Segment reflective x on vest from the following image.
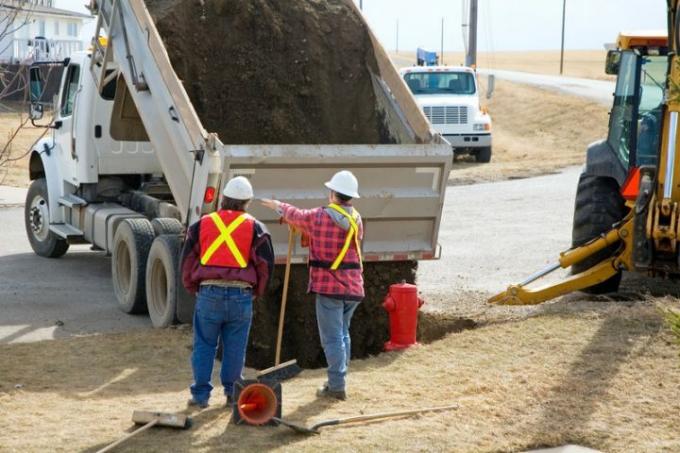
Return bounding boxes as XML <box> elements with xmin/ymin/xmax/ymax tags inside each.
<box><xmin>199</xmin><ymin>211</ymin><xmax>254</xmax><ymax>268</ymax></box>
<box><xmin>327</xmin><ymin>203</ymin><xmax>363</xmax><ymax>270</ymax></box>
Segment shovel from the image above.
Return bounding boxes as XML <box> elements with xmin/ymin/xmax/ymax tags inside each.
<box><xmin>96</xmin><ymin>411</ymin><xmax>191</xmax><ymax>453</ymax></box>
<box><xmin>257</xmin><ymin>225</ymin><xmax>302</xmax><ymax>382</ymax></box>
<box><xmin>272</xmin><ymin>403</ymin><xmax>458</xmax><ymax>435</ymax></box>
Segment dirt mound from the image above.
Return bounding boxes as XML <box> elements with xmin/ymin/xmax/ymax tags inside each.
<box><xmin>147</xmin><ymin>0</ymin><xmax>393</xmax><ymax>144</ymax></box>
<box><xmin>249</xmin><ymin>261</ymin><xmax>418</xmax><ymax>369</ymax></box>
<box><xmin>147</xmin><ymin>0</ymin><xmax>408</xmax><ymax>368</ymax></box>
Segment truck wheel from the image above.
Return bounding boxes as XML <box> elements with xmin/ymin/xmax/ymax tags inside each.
<box><xmin>571</xmin><ymin>174</ymin><xmax>625</xmax><ymax>294</ymax></box>
<box><xmin>151</xmin><ymin>217</ymin><xmax>183</xmax><ymax>236</ymax></box>
<box><xmin>112</xmin><ymin>218</ymin><xmax>155</xmax><ymax>314</ymax></box>
<box><xmin>24</xmin><ymin>178</ymin><xmax>69</xmax><ymax>258</ymax></box>
<box><xmin>475</xmin><ymin>146</ymin><xmax>492</xmax><ymax>163</ymax></box>
<box><xmin>146</xmin><ymin>234</ymin><xmax>184</xmax><ymax>328</ymax></box>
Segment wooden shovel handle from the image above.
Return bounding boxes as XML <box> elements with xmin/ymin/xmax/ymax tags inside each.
<box><xmin>275</xmin><ymin>227</ymin><xmax>295</xmax><ymax>366</ymax></box>
<box><xmin>312</xmin><ymin>404</ymin><xmax>459</xmax><ymax>431</ymax></box>
<box><xmin>96</xmin><ymin>418</ymin><xmax>159</xmax><ymax>453</ymax></box>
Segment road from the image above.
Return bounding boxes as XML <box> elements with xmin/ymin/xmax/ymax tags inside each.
<box><xmin>389</xmin><ymin>53</ymin><xmax>615</xmax><ymax>106</ymax></box>
<box><xmin>479</xmin><ymin>69</ymin><xmax>615</xmax><ymax>106</ymax></box>
<box><xmin>0</xmin><ymin>167</ymin><xmax>581</xmax><ymax>343</ymax></box>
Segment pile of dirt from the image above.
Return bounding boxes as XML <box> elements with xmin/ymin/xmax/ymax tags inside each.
<box><xmin>248</xmin><ymin>261</ymin><xmax>418</xmax><ymax>369</ymax></box>
<box><xmin>147</xmin><ymin>0</ymin><xmax>394</xmax><ymax>144</ymax></box>
<box><xmin>146</xmin><ymin>0</ymin><xmax>410</xmax><ymax>368</ymax></box>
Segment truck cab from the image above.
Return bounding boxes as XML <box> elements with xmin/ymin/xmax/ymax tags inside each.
<box><xmin>400</xmin><ymin>65</ymin><xmax>493</xmax><ymax>162</ymax></box>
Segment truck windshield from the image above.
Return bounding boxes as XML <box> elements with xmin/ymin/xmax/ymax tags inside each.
<box><xmin>404</xmin><ymin>72</ymin><xmax>476</xmax><ymax>95</ymax></box>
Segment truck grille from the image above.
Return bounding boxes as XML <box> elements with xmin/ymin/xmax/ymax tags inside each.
<box><xmin>423</xmin><ymin>106</ymin><xmax>469</xmax><ymax>125</ymax></box>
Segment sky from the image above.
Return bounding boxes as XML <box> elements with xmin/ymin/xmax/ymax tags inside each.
<box><xmin>55</xmin><ymin>0</ymin><xmax>666</xmax><ymax>52</ymax></box>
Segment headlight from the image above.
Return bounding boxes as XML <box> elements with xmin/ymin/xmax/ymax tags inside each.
<box><xmin>473</xmin><ymin>123</ymin><xmax>491</xmax><ymax>132</ymax></box>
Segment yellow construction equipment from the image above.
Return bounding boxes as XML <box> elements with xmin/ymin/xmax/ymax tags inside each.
<box><xmin>491</xmin><ymin>4</ymin><xmax>680</xmax><ymax>305</ymax></box>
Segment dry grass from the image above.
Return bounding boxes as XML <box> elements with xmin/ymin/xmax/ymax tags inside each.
<box><xmin>0</xmin><ymin>107</ymin><xmax>46</xmax><ymax>187</ymax></box>
<box><xmin>1</xmin><ymin>300</ymin><xmax>679</xmax><ymax>452</ymax></box>
<box><xmin>448</xmin><ymin>78</ymin><xmax>609</xmax><ymax>185</ymax></box>
<box><xmin>391</xmin><ymin>50</ymin><xmax>612</xmax><ymax>81</ymax></box>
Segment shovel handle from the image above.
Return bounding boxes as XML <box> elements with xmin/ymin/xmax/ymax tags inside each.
<box><xmin>275</xmin><ymin>227</ymin><xmax>295</xmax><ymax>366</ymax></box>
<box><xmin>312</xmin><ymin>404</ymin><xmax>459</xmax><ymax>430</ymax></box>
<box><xmin>96</xmin><ymin>418</ymin><xmax>159</xmax><ymax>453</ymax></box>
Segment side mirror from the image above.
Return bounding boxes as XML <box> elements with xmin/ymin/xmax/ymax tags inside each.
<box><xmin>486</xmin><ymin>74</ymin><xmax>495</xmax><ymax>99</ymax></box>
<box><xmin>30</xmin><ymin>103</ymin><xmax>43</xmax><ymax>121</ymax></box>
<box><xmin>605</xmin><ymin>50</ymin><xmax>622</xmax><ymax>75</ymax></box>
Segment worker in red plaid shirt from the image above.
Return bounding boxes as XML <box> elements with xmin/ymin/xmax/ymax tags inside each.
<box><xmin>261</xmin><ymin>170</ymin><xmax>363</xmax><ymax>400</ymax></box>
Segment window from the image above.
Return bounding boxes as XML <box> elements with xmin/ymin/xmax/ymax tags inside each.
<box><xmin>403</xmin><ymin>71</ymin><xmax>476</xmax><ymax>95</ymax></box>
<box><xmin>54</xmin><ymin>21</ymin><xmax>59</xmax><ymax>35</ymax></box>
<box><xmin>38</xmin><ymin>20</ymin><xmax>45</xmax><ymax>36</ymax></box>
<box><xmin>67</xmin><ymin>22</ymin><xmax>78</xmax><ymax>37</ymax></box>
<box><xmin>607</xmin><ymin>51</ymin><xmax>638</xmax><ymax>168</ymax></box>
<box><xmin>60</xmin><ymin>65</ymin><xmax>80</xmax><ymax>116</ymax></box>
<box><xmin>636</xmin><ymin>56</ymin><xmax>667</xmax><ymax>166</ymax></box>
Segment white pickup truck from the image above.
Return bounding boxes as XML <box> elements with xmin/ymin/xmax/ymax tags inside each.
<box><xmin>400</xmin><ymin>65</ymin><xmax>493</xmax><ymax>162</ymax></box>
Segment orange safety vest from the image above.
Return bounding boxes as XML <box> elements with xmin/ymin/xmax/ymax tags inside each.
<box><xmin>199</xmin><ymin>210</ymin><xmax>255</xmax><ymax>268</ymax></box>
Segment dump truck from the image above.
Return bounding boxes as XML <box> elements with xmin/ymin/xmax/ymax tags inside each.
<box><xmin>24</xmin><ymin>0</ymin><xmax>451</xmax><ymax>335</ymax></box>
<box><xmin>490</xmin><ymin>26</ymin><xmax>671</xmax><ymax>305</ymax></box>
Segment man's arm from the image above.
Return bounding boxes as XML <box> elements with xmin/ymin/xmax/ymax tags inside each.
<box><xmin>261</xmin><ymin>199</ymin><xmax>318</xmax><ymax>234</ymax></box>
<box><xmin>180</xmin><ymin>222</ymin><xmax>201</xmax><ymax>294</ymax></box>
<box><xmin>252</xmin><ymin>222</ymin><xmax>275</xmax><ymax>297</ymax></box>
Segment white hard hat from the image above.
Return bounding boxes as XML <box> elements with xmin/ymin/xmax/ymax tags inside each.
<box><xmin>324</xmin><ymin>170</ymin><xmax>360</xmax><ymax>199</ymax></box>
<box><xmin>223</xmin><ymin>176</ymin><xmax>253</xmax><ymax>200</ymax></box>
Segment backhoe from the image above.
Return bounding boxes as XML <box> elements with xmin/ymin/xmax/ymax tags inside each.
<box><xmin>490</xmin><ymin>4</ymin><xmax>678</xmax><ymax>305</ymax></box>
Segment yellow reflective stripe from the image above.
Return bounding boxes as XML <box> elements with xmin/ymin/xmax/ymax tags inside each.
<box><xmin>327</xmin><ymin>204</ymin><xmax>363</xmax><ymax>270</ymax></box>
<box><xmin>200</xmin><ymin>212</ymin><xmax>249</xmax><ymax>268</ymax></box>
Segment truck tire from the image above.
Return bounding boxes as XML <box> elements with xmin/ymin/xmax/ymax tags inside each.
<box><xmin>571</xmin><ymin>174</ymin><xmax>625</xmax><ymax>294</ymax></box>
<box><xmin>151</xmin><ymin>217</ymin><xmax>183</xmax><ymax>236</ymax></box>
<box><xmin>146</xmin><ymin>234</ymin><xmax>190</xmax><ymax>328</ymax></box>
<box><xmin>24</xmin><ymin>178</ymin><xmax>69</xmax><ymax>258</ymax></box>
<box><xmin>475</xmin><ymin>146</ymin><xmax>492</xmax><ymax>163</ymax></box>
<box><xmin>112</xmin><ymin>218</ymin><xmax>155</xmax><ymax>314</ymax></box>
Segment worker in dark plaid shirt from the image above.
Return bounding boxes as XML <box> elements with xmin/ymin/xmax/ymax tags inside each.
<box><xmin>261</xmin><ymin>170</ymin><xmax>363</xmax><ymax>400</ymax></box>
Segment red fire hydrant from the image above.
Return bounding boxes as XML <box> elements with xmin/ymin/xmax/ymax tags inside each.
<box><xmin>383</xmin><ymin>281</ymin><xmax>424</xmax><ymax>351</ymax></box>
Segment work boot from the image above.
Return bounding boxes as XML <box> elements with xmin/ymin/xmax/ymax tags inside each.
<box><xmin>316</xmin><ymin>382</ymin><xmax>346</xmax><ymax>401</ymax></box>
<box><xmin>187</xmin><ymin>398</ymin><xmax>209</xmax><ymax>409</ymax></box>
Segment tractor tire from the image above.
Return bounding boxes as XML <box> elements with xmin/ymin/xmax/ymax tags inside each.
<box><xmin>24</xmin><ymin>178</ymin><xmax>69</xmax><ymax>258</ymax></box>
<box><xmin>151</xmin><ymin>217</ymin><xmax>183</xmax><ymax>236</ymax></box>
<box><xmin>112</xmin><ymin>218</ymin><xmax>155</xmax><ymax>314</ymax></box>
<box><xmin>146</xmin><ymin>234</ymin><xmax>190</xmax><ymax>328</ymax></box>
<box><xmin>475</xmin><ymin>146</ymin><xmax>492</xmax><ymax>163</ymax></box>
<box><xmin>571</xmin><ymin>174</ymin><xmax>626</xmax><ymax>294</ymax></box>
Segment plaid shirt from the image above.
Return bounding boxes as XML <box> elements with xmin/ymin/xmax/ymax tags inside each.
<box><xmin>279</xmin><ymin>202</ymin><xmax>364</xmax><ymax>300</ymax></box>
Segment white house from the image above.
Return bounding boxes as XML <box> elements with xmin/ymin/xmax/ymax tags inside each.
<box><xmin>0</xmin><ymin>0</ymin><xmax>92</xmax><ymax>63</ymax></box>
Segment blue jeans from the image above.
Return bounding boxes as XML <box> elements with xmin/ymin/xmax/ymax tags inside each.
<box><xmin>190</xmin><ymin>285</ymin><xmax>253</xmax><ymax>404</ymax></box>
<box><xmin>315</xmin><ymin>294</ymin><xmax>360</xmax><ymax>392</ymax></box>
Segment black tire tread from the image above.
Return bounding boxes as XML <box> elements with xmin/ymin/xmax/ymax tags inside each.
<box><xmin>475</xmin><ymin>146</ymin><xmax>492</xmax><ymax>163</ymax></box>
<box><xmin>112</xmin><ymin>218</ymin><xmax>155</xmax><ymax>314</ymax></box>
<box><xmin>571</xmin><ymin>174</ymin><xmax>625</xmax><ymax>294</ymax></box>
<box><xmin>24</xmin><ymin>178</ymin><xmax>69</xmax><ymax>258</ymax></box>
<box><xmin>151</xmin><ymin>218</ymin><xmax>183</xmax><ymax>237</ymax></box>
<box><xmin>146</xmin><ymin>234</ymin><xmax>181</xmax><ymax>327</ymax></box>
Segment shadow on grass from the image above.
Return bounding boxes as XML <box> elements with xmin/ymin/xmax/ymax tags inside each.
<box><xmin>523</xmin><ymin>310</ymin><xmax>663</xmax><ymax>449</ymax></box>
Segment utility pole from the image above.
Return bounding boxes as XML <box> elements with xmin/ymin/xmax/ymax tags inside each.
<box><xmin>560</xmin><ymin>0</ymin><xmax>566</xmax><ymax>75</ymax></box>
<box><xmin>465</xmin><ymin>0</ymin><xmax>478</xmax><ymax>67</ymax></box>
<box><xmin>441</xmin><ymin>17</ymin><xmax>445</xmax><ymax>65</ymax></box>
<box><xmin>396</xmin><ymin>19</ymin><xmax>399</xmax><ymax>54</ymax></box>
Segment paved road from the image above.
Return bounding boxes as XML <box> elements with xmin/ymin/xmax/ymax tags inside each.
<box><xmin>389</xmin><ymin>53</ymin><xmax>615</xmax><ymax>106</ymax></box>
<box><xmin>479</xmin><ymin>69</ymin><xmax>615</xmax><ymax>106</ymax></box>
<box><xmin>0</xmin><ymin>168</ymin><xmax>582</xmax><ymax>343</ymax></box>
